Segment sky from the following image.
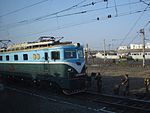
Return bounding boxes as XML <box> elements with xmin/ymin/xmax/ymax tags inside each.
<box><xmin>0</xmin><ymin>0</ymin><xmax>150</xmax><ymax>50</ymax></box>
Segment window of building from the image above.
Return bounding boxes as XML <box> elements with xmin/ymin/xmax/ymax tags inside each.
<box><xmin>44</xmin><ymin>52</ymin><xmax>48</xmax><ymax>60</ymax></box>
<box><xmin>6</xmin><ymin>55</ymin><xmax>9</xmax><ymax>61</ymax></box>
<box><xmin>0</xmin><ymin>56</ymin><xmax>2</xmax><ymax>61</ymax></box>
<box><xmin>23</xmin><ymin>54</ymin><xmax>28</xmax><ymax>60</ymax></box>
<box><xmin>51</xmin><ymin>51</ymin><xmax>60</xmax><ymax>60</ymax></box>
<box><xmin>14</xmin><ymin>55</ymin><xmax>18</xmax><ymax>61</ymax></box>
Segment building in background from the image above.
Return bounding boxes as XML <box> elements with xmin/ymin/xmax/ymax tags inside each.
<box><xmin>118</xmin><ymin>43</ymin><xmax>150</xmax><ymax>60</ymax></box>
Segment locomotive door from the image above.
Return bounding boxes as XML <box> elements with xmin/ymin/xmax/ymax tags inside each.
<box><xmin>44</xmin><ymin>52</ymin><xmax>49</xmax><ymax>72</ymax></box>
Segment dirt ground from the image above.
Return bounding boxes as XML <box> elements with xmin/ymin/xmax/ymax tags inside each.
<box><xmin>86</xmin><ymin>58</ymin><xmax>150</xmax><ymax>96</ymax></box>
<box><xmin>87</xmin><ymin>58</ymin><xmax>150</xmax><ymax>77</ymax></box>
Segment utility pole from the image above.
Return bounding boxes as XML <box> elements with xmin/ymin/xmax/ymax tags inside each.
<box><xmin>85</xmin><ymin>43</ymin><xmax>88</xmax><ymax>64</ymax></box>
<box><xmin>140</xmin><ymin>29</ymin><xmax>145</xmax><ymax>67</ymax></box>
<box><xmin>103</xmin><ymin>39</ymin><xmax>106</xmax><ymax>62</ymax></box>
<box><xmin>108</xmin><ymin>44</ymin><xmax>111</xmax><ymax>51</ymax></box>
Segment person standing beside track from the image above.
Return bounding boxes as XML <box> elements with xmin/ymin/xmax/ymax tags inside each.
<box><xmin>144</xmin><ymin>78</ymin><xmax>149</xmax><ymax>93</ymax></box>
<box><xmin>113</xmin><ymin>84</ymin><xmax>120</xmax><ymax>95</ymax></box>
<box><xmin>0</xmin><ymin>75</ymin><xmax>4</xmax><ymax>91</ymax></box>
<box><xmin>95</xmin><ymin>72</ymin><xmax>102</xmax><ymax>93</ymax></box>
<box><xmin>121</xmin><ymin>74</ymin><xmax>129</xmax><ymax>96</ymax></box>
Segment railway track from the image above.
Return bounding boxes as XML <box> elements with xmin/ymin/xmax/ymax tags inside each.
<box><xmin>84</xmin><ymin>91</ymin><xmax>150</xmax><ymax>113</ymax></box>
<box><xmin>2</xmin><ymin>83</ymin><xmax>115</xmax><ymax>113</ymax></box>
<box><xmin>2</xmin><ymin>82</ymin><xmax>150</xmax><ymax>113</ymax></box>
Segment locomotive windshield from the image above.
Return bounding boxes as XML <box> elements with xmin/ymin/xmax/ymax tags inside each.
<box><xmin>64</xmin><ymin>48</ymin><xmax>84</xmax><ymax>59</ymax></box>
<box><xmin>77</xmin><ymin>49</ymin><xmax>84</xmax><ymax>58</ymax></box>
<box><xmin>64</xmin><ymin>50</ymin><xmax>76</xmax><ymax>59</ymax></box>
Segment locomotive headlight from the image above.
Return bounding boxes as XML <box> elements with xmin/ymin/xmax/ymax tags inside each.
<box><xmin>68</xmin><ymin>68</ymin><xmax>72</xmax><ymax>72</ymax></box>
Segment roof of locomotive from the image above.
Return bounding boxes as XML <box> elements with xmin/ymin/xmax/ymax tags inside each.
<box><xmin>0</xmin><ymin>36</ymin><xmax>82</xmax><ymax>53</ymax></box>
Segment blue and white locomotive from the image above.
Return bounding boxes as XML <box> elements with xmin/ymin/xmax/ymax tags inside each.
<box><xmin>0</xmin><ymin>37</ymin><xmax>86</xmax><ymax>95</ymax></box>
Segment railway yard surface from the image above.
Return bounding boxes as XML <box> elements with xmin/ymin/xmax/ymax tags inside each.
<box><xmin>0</xmin><ymin>86</ymin><xmax>101</xmax><ymax>113</ymax></box>
<box><xmin>0</xmin><ymin>59</ymin><xmax>150</xmax><ymax>113</ymax></box>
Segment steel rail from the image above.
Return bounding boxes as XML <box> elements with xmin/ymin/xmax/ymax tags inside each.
<box><xmin>3</xmin><ymin>85</ymin><xmax>115</xmax><ymax>113</ymax></box>
<box><xmin>86</xmin><ymin>91</ymin><xmax>150</xmax><ymax>112</ymax></box>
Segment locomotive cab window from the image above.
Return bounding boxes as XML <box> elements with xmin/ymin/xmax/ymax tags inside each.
<box><xmin>23</xmin><ymin>54</ymin><xmax>28</xmax><ymax>60</ymax></box>
<box><xmin>51</xmin><ymin>51</ymin><xmax>60</xmax><ymax>60</ymax></box>
<box><xmin>0</xmin><ymin>56</ymin><xmax>2</xmax><ymax>61</ymax></box>
<box><xmin>64</xmin><ymin>50</ymin><xmax>76</xmax><ymax>59</ymax></box>
<box><xmin>6</xmin><ymin>55</ymin><xmax>9</xmax><ymax>61</ymax></box>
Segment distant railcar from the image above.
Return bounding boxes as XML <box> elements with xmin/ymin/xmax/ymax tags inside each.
<box><xmin>0</xmin><ymin>37</ymin><xmax>86</xmax><ymax>95</ymax></box>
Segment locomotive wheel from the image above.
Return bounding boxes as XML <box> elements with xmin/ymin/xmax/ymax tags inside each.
<box><xmin>62</xmin><ymin>89</ymin><xmax>72</xmax><ymax>95</ymax></box>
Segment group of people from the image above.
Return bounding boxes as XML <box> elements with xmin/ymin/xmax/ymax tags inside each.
<box><xmin>86</xmin><ymin>72</ymin><xmax>130</xmax><ymax>96</ymax></box>
<box><xmin>95</xmin><ymin>73</ymin><xmax>129</xmax><ymax>96</ymax></box>
<box><xmin>86</xmin><ymin>72</ymin><xmax>102</xmax><ymax>93</ymax></box>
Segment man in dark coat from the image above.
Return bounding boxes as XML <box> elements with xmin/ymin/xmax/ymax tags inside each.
<box><xmin>95</xmin><ymin>72</ymin><xmax>102</xmax><ymax>93</ymax></box>
<box><xmin>121</xmin><ymin>74</ymin><xmax>129</xmax><ymax>96</ymax></box>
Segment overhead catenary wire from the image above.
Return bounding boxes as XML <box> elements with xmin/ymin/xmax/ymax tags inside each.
<box><xmin>1</xmin><ymin>0</ymin><xmax>150</xmax><ymax>44</ymax></box>
<box><xmin>127</xmin><ymin>33</ymin><xmax>139</xmax><ymax>46</ymax></box>
<box><xmin>26</xmin><ymin>0</ymin><xmax>88</xmax><ymax>21</ymax></box>
<box><xmin>144</xmin><ymin>20</ymin><xmax>150</xmax><ymax>28</ymax></box>
<box><xmin>0</xmin><ymin>0</ymin><xmax>148</xmax><ymax>30</ymax></box>
<box><xmin>126</xmin><ymin>20</ymin><xmax>150</xmax><ymax>46</ymax></box>
<box><xmin>141</xmin><ymin>0</ymin><xmax>150</xmax><ymax>5</ymax></box>
<box><xmin>128</xmin><ymin>0</ymin><xmax>132</xmax><ymax>13</ymax></box>
<box><xmin>114</xmin><ymin>0</ymin><xmax>118</xmax><ymax>17</ymax></box>
<box><xmin>128</xmin><ymin>21</ymin><xmax>150</xmax><ymax>46</ymax></box>
<box><xmin>10</xmin><ymin>7</ymin><xmax>150</xmax><ymax>39</ymax></box>
<box><xmin>0</xmin><ymin>0</ymin><xmax>101</xmax><ymax>28</ymax></box>
<box><xmin>0</xmin><ymin>0</ymin><xmax>49</xmax><ymax>18</ymax></box>
<box><xmin>77</xmin><ymin>0</ymin><xmax>104</xmax><ymax>8</ymax></box>
<box><xmin>118</xmin><ymin>1</ymin><xmax>150</xmax><ymax>47</ymax></box>
<box><xmin>0</xmin><ymin>0</ymin><xmax>89</xmax><ymax>29</ymax></box>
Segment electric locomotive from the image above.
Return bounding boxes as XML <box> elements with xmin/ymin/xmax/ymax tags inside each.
<box><xmin>0</xmin><ymin>37</ymin><xmax>86</xmax><ymax>95</ymax></box>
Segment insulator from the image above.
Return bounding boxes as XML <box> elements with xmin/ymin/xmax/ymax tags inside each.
<box><xmin>108</xmin><ymin>15</ymin><xmax>111</xmax><ymax>18</ymax></box>
<box><xmin>97</xmin><ymin>17</ymin><xmax>100</xmax><ymax>20</ymax></box>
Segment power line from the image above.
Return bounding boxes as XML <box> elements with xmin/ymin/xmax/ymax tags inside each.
<box><xmin>77</xmin><ymin>0</ymin><xmax>104</xmax><ymax>8</ymax></box>
<box><xmin>27</xmin><ymin>0</ymin><xmax>88</xmax><ymax>21</ymax></box>
<box><xmin>141</xmin><ymin>0</ymin><xmax>150</xmax><ymax>5</ymax></box>
<box><xmin>114</xmin><ymin>0</ymin><xmax>118</xmax><ymax>17</ymax></box>
<box><xmin>128</xmin><ymin>20</ymin><xmax>150</xmax><ymax>45</ymax></box>
<box><xmin>0</xmin><ymin>0</ymin><xmax>49</xmax><ymax>18</ymax></box>
<box><xmin>127</xmin><ymin>33</ymin><xmax>139</xmax><ymax>46</ymax></box>
<box><xmin>0</xmin><ymin>0</ymin><xmax>147</xmax><ymax>30</ymax></box>
<box><xmin>1</xmin><ymin>7</ymin><xmax>150</xmax><ymax>32</ymax></box>
<box><xmin>118</xmin><ymin>1</ymin><xmax>150</xmax><ymax>47</ymax></box>
<box><xmin>10</xmin><ymin>8</ymin><xmax>150</xmax><ymax>39</ymax></box>
<box><xmin>0</xmin><ymin>0</ymin><xmax>89</xmax><ymax>30</ymax></box>
<box><xmin>144</xmin><ymin>20</ymin><xmax>150</xmax><ymax>28</ymax></box>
